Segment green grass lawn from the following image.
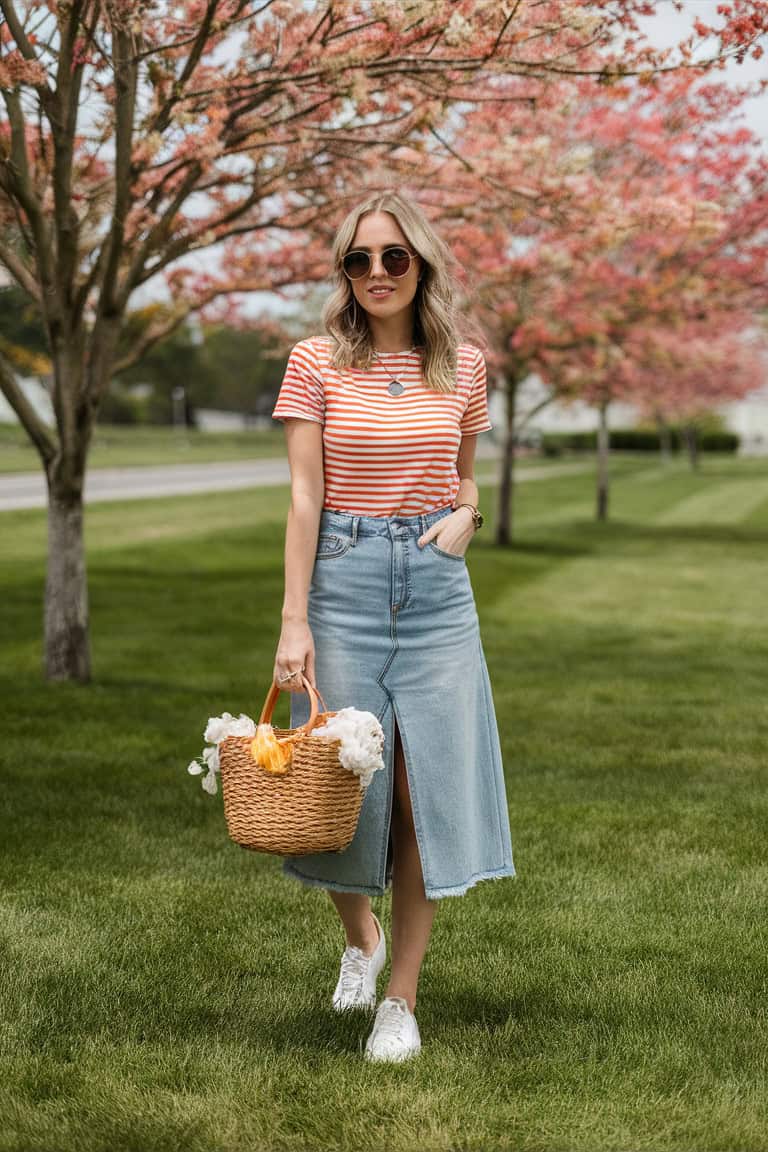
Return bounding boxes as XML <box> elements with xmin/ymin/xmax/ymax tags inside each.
<box><xmin>0</xmin><ymin>423</ymin><xmax>288</xmax><ymax>472</ymax></box>
<box><xmin>1</xmin><ymin>457</ymin><xmax>767</xmax><ymax>1152</ymax></box>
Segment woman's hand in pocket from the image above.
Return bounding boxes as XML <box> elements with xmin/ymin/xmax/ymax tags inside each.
<box><xmin>274</xmin><ymin>618</ymin><xmax>316</xmax><ymax>691</ymax></box>
<box><xmin>417</xmin><ymin>506</ymin><xmax>475</xmax><ymax>556</ymax></box>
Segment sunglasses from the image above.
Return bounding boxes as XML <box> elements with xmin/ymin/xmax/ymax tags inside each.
<box><xmin>342</xmin><ymin>246</ymin><xmax>416</xmax><ymax>280</ymax></box>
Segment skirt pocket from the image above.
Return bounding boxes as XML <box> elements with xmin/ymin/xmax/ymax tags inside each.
<box><xmin>316</xmin><ymin>532</ymin><xmax>353</xmax><ymax>560</ymax></box>
<box><xmin>427</xmin><ymin>540</ymin><xmax>467</xmax><ymax>563</ymax></box>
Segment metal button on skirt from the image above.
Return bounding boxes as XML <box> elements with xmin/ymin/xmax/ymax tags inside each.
<box><xmin>284</xmin><ymin>504</ymin><xmax>516</xmax><ymax>900</ymax></box>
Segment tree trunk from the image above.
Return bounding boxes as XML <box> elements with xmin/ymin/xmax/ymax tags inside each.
<box><xmin>42</xmin><ymin>341</ymin><xmax>97</xmax><ymax>683</ymax></box>
<box><xmin>596</xmin><ymin>401</ymin><xmax>609</xmax><ymax>522</ymax></box>
<box><xmin>44</xmin><ymin>479</ymin><xmax>90</xmax><ymax>681</ymax></box>
<box><xmin>684</xmin><ymin>423</ymin><xmax>699</xmax><ymax>470</ymax></box>
<box><xmin>496</xmin><ymin>376</ymin><xmax>517</xmax><ymax>547</ymax></box>
<box><xmin>655</xmin><ymin>410</ymin><xmax>672</xmax><ymax>464</ymax></box>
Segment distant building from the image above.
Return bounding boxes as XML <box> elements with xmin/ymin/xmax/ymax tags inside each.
<box><xmin>720</xmin><ymin>385</ymin><xmax>768</xmax><ymax>455</ymax></box>
<box><xmin>194</xmin><ymin>408</ymin><xmax>272</xmax><ymax>431</ymax></box>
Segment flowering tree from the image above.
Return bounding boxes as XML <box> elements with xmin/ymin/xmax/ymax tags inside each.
<box><xmin>427</xmin><ymin>59</ymin><xmax>768</xmax><ymax>539</ymax></box>
<box><xmin>2</xmin><ymin>1</ymin><xmax>768</xmax><ymax>678</ymax></box>
<box><xmin>524</xmin><ymin>74</ymin><xmax>768</xmax><ymax>521</ymax></box>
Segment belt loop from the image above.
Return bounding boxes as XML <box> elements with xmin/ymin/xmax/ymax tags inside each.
<box><xmin>419</xmin><ymin>513</ymin><xmax>427</xmax><ymax>536</ymax></box>
<box><xmin>351</xmin><ymin>516</ymin><xmax>359</xmax><ymax>545</ymax></box>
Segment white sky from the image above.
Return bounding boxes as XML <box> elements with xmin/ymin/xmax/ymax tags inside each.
<box><xmin>635</xmin><ymin>0</ymin><xmax>768</xmax><ymax>146</ymax></box>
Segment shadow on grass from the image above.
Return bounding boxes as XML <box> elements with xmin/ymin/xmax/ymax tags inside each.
<box><xmin>424</xmin><ymin>982</ymin><xmax>522</xmax><ymax>1037</ymax></box>
<box><xmin>605</xmin><ymin>520</ymin><xmax>768</xmax><ymax>547</ymax></box>
<box><xmin>498</xmin><ymin>538</ymin><xmax>591</xmax><ymax>559</ymax></box>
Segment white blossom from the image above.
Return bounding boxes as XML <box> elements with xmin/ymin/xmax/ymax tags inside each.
<box><xmin>204</xmin><ymin>712</ymin><xmax>256</xmax><ymax>744</ymax></box>
<box><xmin>202</xmin><ymin>745</ymin><xmax>220</xmax><ymax>772</ymax></box>
<box><xmin>313</xmin><ymin>708</ymin><xmax>385</xmax><ymax>790</ymax></box>
<box><xmin>201</xmin><ymin>770</ymin><xmax>218</xmax><ymax>796</ymax></box>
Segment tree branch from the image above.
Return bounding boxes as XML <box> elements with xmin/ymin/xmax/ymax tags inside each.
<box><xmin>119</xmin><ymin>159</ymin><xmax>203</xmax><ymax>305</ymax></box>
<box><xmin>96</xmin><ymin>16</ymin><xmax>137</xmax><ymax>317</ymax></box>
<box><xmin>0</xmin><ymin>353</ymin><xmax>58</xmax><ymax>464</ymax></box>
<box><xmin>0</xmin><ymin>0</ymin><xmax>54</xmax><ymax>95</ymax></box>
<box><xmin>517</xmin><ymin>394</ymin><xmax>555</xmax><ymax>431</ymax></box>
<box><xmin>1</xmin><ymin>88</ymin><xmax>55</xmax><ymax>292</ymax></box>
<box><xmin>146</xmin><ymin>0</ymin><xmax>221</xmax><ymax>137</ymax></box>
<box><xmin>111</xmin><ymin>306</ymin><xmax>192</xmax><ymax>375</ymax></box>
<box><xmin>0</xmin><ymin>241</ymin><xmax>41</xmax><ymax>301</ymax></box>
<box><xmin>51</xmin><ymin>0</ymin><xmax>91</xmax><ymax>302</ymax></box>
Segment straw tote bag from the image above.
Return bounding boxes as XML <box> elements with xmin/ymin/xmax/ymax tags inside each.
<box><xmin>218</xmin><ymin>675</ymin><xmax>366</xmax><ymax>856</ymax></box>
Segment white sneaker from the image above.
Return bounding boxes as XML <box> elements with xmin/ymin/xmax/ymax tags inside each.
<box><xmin>332</xmin><ymin>912</ymin><xmax>386</xmax><ymax>1012</ymax></box>
<box><xmin>364</xmin><ymin>996</ymin><xmax>422</xmax><ymax>1062</ymax></box>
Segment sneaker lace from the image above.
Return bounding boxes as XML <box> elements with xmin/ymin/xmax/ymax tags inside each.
<box><xmin>373</xmin><ymin>999</ymin><xmax>408</xmax><ymax>1044</ymax></box>
<box><xmin>338</xmin><ymin>947</ymin><xmax>370</xmax><ymax>997</ymax></box>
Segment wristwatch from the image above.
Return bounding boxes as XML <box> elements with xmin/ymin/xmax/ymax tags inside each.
<box><xmin>452</xmin><ymin>502</ymin><xmax>484</xmax><ymax>530</ymax></box>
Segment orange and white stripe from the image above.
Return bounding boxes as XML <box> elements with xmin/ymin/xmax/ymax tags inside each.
<box><xmin>272</xmin><ymin>336</ymin><xmax>492</xmax><ymax>516</ymax></box>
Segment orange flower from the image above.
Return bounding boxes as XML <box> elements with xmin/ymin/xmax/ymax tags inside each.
<box><xmin>250</xmin><ymin>724</ymin><xmax>295</xmax><ymax>775</ymax></box>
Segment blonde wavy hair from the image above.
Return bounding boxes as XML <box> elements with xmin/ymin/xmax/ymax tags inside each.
<box><xmin>322</xmin><ymin>190</ymin><xmax>474</xmax><ymax>394</ymax></box>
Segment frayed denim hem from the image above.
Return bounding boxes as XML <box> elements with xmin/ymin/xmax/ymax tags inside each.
<box><xmin>425</xmin><ymin>865</ymin><xmax>517</xmax><ymax>900</ymax></box>
<box><xmin>282</xmin><ymin>858</ymin><xmax>516</xmax><ymax>900</ymax></box>
<box><xmin>282</xmin><ymin>859</ymin><xmax>387</xmax><ymax>897</ymax></box>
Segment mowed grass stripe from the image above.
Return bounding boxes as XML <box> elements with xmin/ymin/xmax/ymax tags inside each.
<box><xmin>655</xmin><ymin>475</ymin><xmax>768</xmax><ymax>526</ymax></box>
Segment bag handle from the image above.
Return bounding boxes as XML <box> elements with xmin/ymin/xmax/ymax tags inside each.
<box><xmin>259</xmin><ymin>674</ymin><xmax>328</xmax><ymax>736</ymax></box>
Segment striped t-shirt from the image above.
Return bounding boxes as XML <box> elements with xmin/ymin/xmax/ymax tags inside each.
<box><xmin>271</xmin><ymin>336</ymin><xmax>492</xmax><ymax>517</ymax></box>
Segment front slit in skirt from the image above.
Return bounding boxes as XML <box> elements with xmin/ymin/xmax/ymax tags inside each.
<box><xmin>284</xmin><ymin>504</ymin><xmax>516</xmax><ymax>900</ymax></box>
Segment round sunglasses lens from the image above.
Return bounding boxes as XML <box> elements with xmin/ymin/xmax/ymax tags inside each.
<box><xmin>343</xmin><ymin>252</ymin><xmax>370</xmax><ymax>279</ymax></box>
<box><xmin>383</xmin><ymin>248</ymin><xmax>412</xmax><ymax>276</ymax></box>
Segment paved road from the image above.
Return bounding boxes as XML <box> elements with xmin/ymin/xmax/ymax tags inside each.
<box><xmin>0</xmin><ymin>456</ymin><xmax>590</xmax><ymax>512</ymax></box>
<box><xmin>0</xmin><ymin>459</ymin><xmax>292</xmax><ymax>511</ymax></box>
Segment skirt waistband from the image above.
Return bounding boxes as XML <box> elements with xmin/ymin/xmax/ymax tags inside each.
<box><xmin>320</xmin><ymin>504</ymin><xmax>453</xmax><ymax>539</ymax></box>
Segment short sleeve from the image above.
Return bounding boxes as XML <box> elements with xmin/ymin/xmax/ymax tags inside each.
<box><xmin>272</xmin><ymin>340</ymin><xmax>325</xmax><ymax>424</ymax></box>
<box><xmin>460</xmin><ymin>349</ymin><xmax>493</xmax><ymax>435</ymax></box>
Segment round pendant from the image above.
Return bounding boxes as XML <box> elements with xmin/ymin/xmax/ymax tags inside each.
<box><xmin>387</xmin><ymin>380</ymin><xmax>405</xmax><ymax>396</ymax></box>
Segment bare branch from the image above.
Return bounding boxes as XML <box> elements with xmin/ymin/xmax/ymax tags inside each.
<box><xmin>51</xmin><ymin>0</ymin><xmax>92</xmax><ymax>300</ymax></box>
<box><xmin>516</xmin><ymin>394</ymin><xmax>555</xmax><ymax>431</ymax></box>
<box><xmin>0</xmin><ymin>353</ymin><xmax>58</xmax><ymax>464</ymax></box>
<box><xmin>96</xmin><ymin>16</ymin><xmax>138</xmax><ymax>317</ymax></box>
<box><xmin>111</xmin><ymin>306</ymin><xmax>191</xmax><ymax>375</ymax></box>
<box><xmin>0</xmin><ymin>241</ymin><xmax>41</xmax><ymax>301</ymax></box>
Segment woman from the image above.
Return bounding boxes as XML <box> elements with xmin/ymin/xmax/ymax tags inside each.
<box><xmin>271</xmin><ymin>189</ymin><xmax>515</xmax><ymax>1063</ymax></box>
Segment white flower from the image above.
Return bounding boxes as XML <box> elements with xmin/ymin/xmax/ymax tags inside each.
<box><xmin>202</xmin><ymin>745</ymin><xmax>220</xmax><ymax>773</ymax></box>
<box><xmin>189</xmin><ymin>711</ymin><xmax>257</xmax><ymax>796</ymax></box>
<box><xmin>201</xmin><ymin>769</ymin><xmax>218</xmax><ymax>796</ymax></box>
<box><xmin>313</xmin><ymin>708</ymin><xmax>385</xmax><ymax>790</ymax></box>
<box><xmin>204</xmin><ymin>712</ymin><xmax>256</xmax><ymax>744</ymax></box>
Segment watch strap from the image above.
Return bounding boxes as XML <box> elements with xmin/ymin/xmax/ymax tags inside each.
<box><xmin>452</xmin><ymin>502</ymin><xmax>484</xmax><ymax>530</ymax></box>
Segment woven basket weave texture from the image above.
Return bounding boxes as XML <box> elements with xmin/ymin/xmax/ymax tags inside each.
<box><xmin>219</xmin><ymin>717</ymin><xmax>365</xmax><ymax>855</ymax></box>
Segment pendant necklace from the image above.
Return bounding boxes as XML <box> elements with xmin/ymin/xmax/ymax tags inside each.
<box><xmin>372</xmin><ymin>345</ymin><xmax>417</xmax><ymax>396</ymax></box>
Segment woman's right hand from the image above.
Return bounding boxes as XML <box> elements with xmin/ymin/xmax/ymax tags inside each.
<box><xmin>274</xmin><ymin>618</ymin><xmax>316</xmax><ymax>691</ymax></box>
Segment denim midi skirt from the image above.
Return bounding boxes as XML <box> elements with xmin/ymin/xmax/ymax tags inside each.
<box><xmin>285</xmin><ymin>504</ymin><xmax>516</xmax><ymax>900</ymax></box>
